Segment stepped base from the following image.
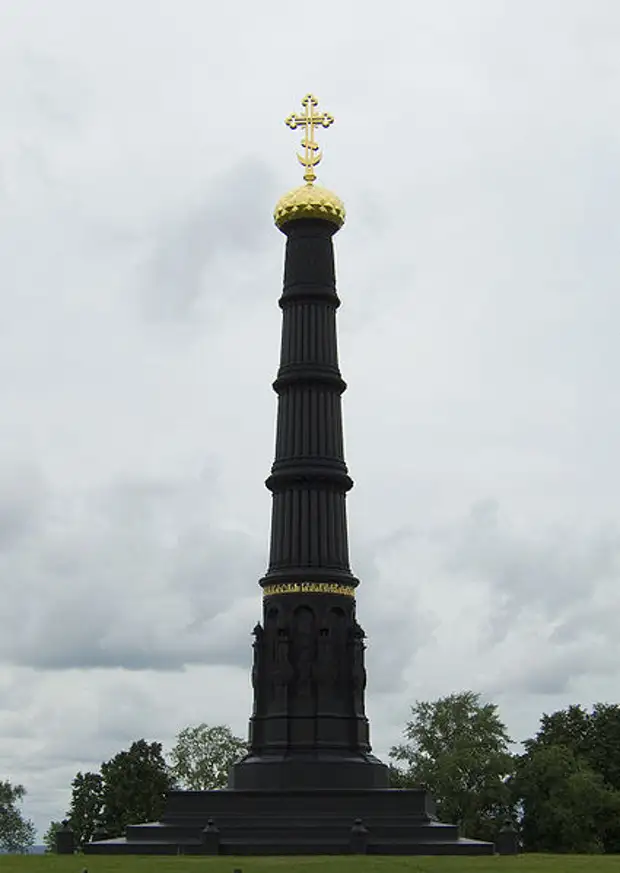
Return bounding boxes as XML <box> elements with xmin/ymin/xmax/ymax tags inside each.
<box><xmin>229</xmin><ymin>751</ymin><xmax>390</xmax><ymax>790</ymax></box>
<box><xmin>83</xmin><ymin>788</ymin><xmax>494</xmax><ymax>856</ymax></box>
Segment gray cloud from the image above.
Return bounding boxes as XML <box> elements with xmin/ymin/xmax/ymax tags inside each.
<box><xmin>353</xmin><ymin>534</ymin><xmax>440</xmax><ymax>695</ymax></box>
<box><xmin>445</xmin><ymin>501</ymin><xmax>620</xmax><ymax>637</ymax></box>
<box><xmin>141</xmin><ymin>160</ymin><xmax>277</xmax><ymax>321</ymax></box>
<box><xmin>370</xmin><ymin>501</ymin><xmax>620</xmax><ymax>701</ymax></box>
<box><xmin>0</xmin><ymin>465</ymin><xmax>262</xmax><ymax>672</ymax></box>
<box><xmin>0</xmin><ymin>466</ymin><xmax>46</xmax><ymax>548</ymax></box>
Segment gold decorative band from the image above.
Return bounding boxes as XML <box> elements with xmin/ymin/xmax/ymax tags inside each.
<box><xmin>263</xmin><ymin>582</ymin><xmax>356</xmax><ymax>597</ymax></box>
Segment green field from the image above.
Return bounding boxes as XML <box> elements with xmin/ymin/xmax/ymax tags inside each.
<box><xmin>2</xmin><ymin>857</ymin><xmax>620</xmax><ymax>873</ymax></box>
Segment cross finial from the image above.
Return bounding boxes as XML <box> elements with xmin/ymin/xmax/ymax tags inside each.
<box><xmin>284</xmin><ymin>94</ymin><xmax>334</xmax><ymax>185</ymax></box>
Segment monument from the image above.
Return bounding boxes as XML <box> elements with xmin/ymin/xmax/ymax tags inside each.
<box><xmin>85</xmin><ymin>96</ymin><xmax>494</xmax><ymax>855</ymax></box>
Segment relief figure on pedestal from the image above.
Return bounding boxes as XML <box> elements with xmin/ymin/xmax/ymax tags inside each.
<box><xmin>314</xmin><ymin>627</ymin><xmax>331</xmax><ymax>684</ymax></box>
<box><xmin>263</xmin><ymin>607</ymin><xmax>293</xmax><ymax>715</ymax></box>
<box><xmin>330</xmin><ymin>607</ymin><xmax>347</xmax><ymax>689</ymax></box>
<box><xmin>314</xmin><ymin>625</ymin><xmax>332</xmax><ymax>713</ymax></box>
<box><xmin>351</xmin><ymin>621</ymin><xmax>367</xmax><ymax>717</ymax></box>
<box><xmin>314</xmin><ymin>606</ymin><xmax>346</xmax><ymax>710</ymax></box>
<box><xmin>251</xmin><ymin>623</ymin><xmax>263</xmax><ymax>715</ymax></box>
<box><xmin>292</xmin><ymin>606</ymin><xmax>316</xmax><ymax>703</ymax></box>
<box><xmin>271</xmin><ymin>627</ymin><xmax>293</xmax><ymax>713</ymax></box>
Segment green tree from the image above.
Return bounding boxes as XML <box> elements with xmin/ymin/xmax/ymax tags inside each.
<box><xmin>169</xmin><ymin>724</ymin><xmax>248</xmax><ymax>790</ymax></box>
<box><xmin>530</xmin><ymin>703</ymin><xmax>620</xmax><ymax>792</ymax></box>
<box><xmin>67</xmin><ymin>770</ymin><xmax>103</xmax><ymax>848</ymax></box>
<box><xmin>0</xmin><ymin>780</ymin><xmax>36</xmax><ymax>854</ymax></box>
<box><xmin>517</xmin><ymin>703</ymin><xmax>620</xmax><ymax>852</ymax></box>
<box><xmin>512</xmin><ymin>743</ymin><xmax>620</xmax><ymax>853</ymax></box>
<box><xmin>389</xmin><ymin>691</ymin><xmax>515</xmax><ymax>841</ymax></box>
<box><xmin>42</xmin><ymin>820</ymin><xmax>63</xmax><ymax>853</ymax></box>
<box><xmin>387</xmin><ymin>763</ymin><xmax>409</xmax><ymax>788</ymax></box>
<box><xmin>586</xmin><ymin>704</ymin><xmax>620</xmax><ymax>795</ymax></box>
<box><xmin>528</xmin><ymin>704</ymin><xmax>592</xmax><ymax>755</ymax></box>
<box><xmin>99</xmin><ymin>739</ymin><xmax>175</xmax><ymax>838</ymax></box>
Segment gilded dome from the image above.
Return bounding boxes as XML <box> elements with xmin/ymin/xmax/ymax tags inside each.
<box><xmin>274</xmin><ymin>183</ymin><xmax>346</xmax><ymax>230</ymax></box>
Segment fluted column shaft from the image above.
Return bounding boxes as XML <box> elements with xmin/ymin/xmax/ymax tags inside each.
<box><xmin>262</xmin><ymin>219</ymin><xmax>356</xmax><ymax>588</ymax></box>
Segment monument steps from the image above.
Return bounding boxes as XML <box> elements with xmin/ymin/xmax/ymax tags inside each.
<box><xmin>87</xmin><ymin>836</ymin><xmax>494</xmax><ymax>856</ymax></box>
<box><xmin>160</xmin><ymin>787</ymin><xmax>435</xmax><ymax>817</ymax></box>
<box><xmin>85</xmin><ymin>795</ymin><xmax>494</xmax><ymax>856</ymax></box>
<box><xmin>127</xmin><ymin>820</ymin><xmax>460</xmax><ymax>841</ymax></box>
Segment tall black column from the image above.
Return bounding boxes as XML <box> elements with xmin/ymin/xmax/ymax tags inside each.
<box><xmin>81</xmin><ymin>96</ymin><xmax>495</xmax><ymax>855</ymax></box>
<box><xmin>230</xmin><ymin>217</ymin><xmax>388</xmax><ymax>790</ymax></box>
<box><xmin>265</xmin><ymin>218</ymin><xmax>354</xmax><ymax>586</ymax></box>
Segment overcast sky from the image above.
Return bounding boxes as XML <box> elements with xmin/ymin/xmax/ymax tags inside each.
<box><xmin>1</xmin><ymin>0</ymin><xmax>620</xmax><ymax>838</ymax></box>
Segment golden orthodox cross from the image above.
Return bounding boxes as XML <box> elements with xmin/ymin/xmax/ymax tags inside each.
<box><xmin>285</xmin><ymin>94</ymin><xmax>334</xmax><ymax>184</ymax></box>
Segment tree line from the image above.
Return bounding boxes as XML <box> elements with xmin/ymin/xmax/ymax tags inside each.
<box><xmin>3</xmin><ymin>695</ymin><xmax>620</xmax><ymax>854</ymax></box>
<box><xmin>44</xmin><ymin>724</ymin><xmax>248</xmax><ymax>851</ymax></box>
<box><xmin>389</xmin><ymin>691</ymin><xmax>620</xmax><ymax>853</ymax></box>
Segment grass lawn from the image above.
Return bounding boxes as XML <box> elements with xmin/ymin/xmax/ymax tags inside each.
<box><xmin>3</xmin><ymin>857</ymin><xmax>620</xmax><ymax>873</ymax></box>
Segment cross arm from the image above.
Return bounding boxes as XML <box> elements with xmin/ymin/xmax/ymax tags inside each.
<box><xmin>285</xmin><ymin>113</ymin><xmax>335</xmax><ymax>130</ymax></box>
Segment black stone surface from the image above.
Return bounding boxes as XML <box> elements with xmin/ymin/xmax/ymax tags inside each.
<box><xmin>232</xmin><ymin>219</ymin><xmax>386</xmax><ymax>791</ymax></box>
<box><xmin>85</xmin><ymin>788</ymin><xmax>493</xmax><ymax>855</ymax></box>
<box><xmin>84</xmin><ymin>215</ymin><xmax>493</xmax><ymax>856</ymax></box>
